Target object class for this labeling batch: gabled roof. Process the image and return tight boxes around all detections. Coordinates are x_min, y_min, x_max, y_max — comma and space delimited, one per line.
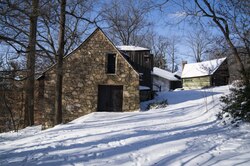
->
116, 45, 150, 51
181, 57, 227, 78
37, 28, 139, 79
152, 67, 180, 81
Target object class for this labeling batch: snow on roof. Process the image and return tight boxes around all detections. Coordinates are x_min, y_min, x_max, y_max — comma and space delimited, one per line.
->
181, 57, 227, 78
116, 45, 150, 51
174, 70, 182, 77
152, 67, 180, 81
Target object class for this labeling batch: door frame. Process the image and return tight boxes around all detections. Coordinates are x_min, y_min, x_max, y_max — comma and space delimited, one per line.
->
97, 85, 123, 112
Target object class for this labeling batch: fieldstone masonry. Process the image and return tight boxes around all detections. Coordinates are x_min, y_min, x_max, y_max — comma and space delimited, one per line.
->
38, 28, 140, 128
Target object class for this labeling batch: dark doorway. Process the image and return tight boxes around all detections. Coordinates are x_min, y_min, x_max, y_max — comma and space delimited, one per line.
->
97, 85, 123, 112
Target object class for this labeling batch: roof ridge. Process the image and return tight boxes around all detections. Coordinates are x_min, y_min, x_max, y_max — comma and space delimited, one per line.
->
181, 57, 227, 78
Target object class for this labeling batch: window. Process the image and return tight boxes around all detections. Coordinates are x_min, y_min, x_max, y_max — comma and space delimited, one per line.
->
144, 55, 150, 63
107, 53, 116, 74
144, 57, 150, 63
139, 73, 143, 81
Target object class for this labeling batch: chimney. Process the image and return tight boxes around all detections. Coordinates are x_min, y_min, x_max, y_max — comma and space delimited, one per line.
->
182, 61, 187, 71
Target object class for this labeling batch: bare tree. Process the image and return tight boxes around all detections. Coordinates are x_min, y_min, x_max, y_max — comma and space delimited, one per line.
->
0, 63, 16, 132
0, 0, 100, 129
146, 33, 180, 72
195, 0, 249, 83
0, 59, 25, 132
186, 29, 213, 62
36, 0, 98, 66
24, 0, 39, 126
0, 1, 29, 54
180, 0, 249, 84
227, 0, 250, 58
41, 0, 99, 125
101, 0, 154, 45
0, 0, 39, 127
151, 35, 169, 69
167, 36, 179, 73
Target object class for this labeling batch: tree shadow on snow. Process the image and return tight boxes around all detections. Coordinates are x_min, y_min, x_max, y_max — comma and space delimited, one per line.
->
141, 89, 222, 111
0, 120, 241, 166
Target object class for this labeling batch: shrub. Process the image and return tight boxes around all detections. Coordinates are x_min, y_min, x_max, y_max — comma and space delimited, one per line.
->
220, 81, 250, 125
146, 99, 168, 110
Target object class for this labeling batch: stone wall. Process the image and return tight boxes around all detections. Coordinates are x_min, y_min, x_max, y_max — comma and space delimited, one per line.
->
39, 28, 140, 128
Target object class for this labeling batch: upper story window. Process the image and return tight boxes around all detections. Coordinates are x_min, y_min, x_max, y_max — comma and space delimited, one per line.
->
144, 56, 150, 63
107, 53, 116, 74
139, 73, 143, 81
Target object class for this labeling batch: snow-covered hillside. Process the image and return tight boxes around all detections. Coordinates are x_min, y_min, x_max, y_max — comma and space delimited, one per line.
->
1, 86, 250, 166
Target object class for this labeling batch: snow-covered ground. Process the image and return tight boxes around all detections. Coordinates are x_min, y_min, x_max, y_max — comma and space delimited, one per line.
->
1, 86, 250, 166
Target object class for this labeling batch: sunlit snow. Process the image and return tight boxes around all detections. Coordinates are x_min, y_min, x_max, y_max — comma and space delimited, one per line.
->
1, 85, 250, 166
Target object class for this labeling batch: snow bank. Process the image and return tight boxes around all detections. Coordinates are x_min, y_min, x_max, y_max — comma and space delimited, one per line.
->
1, 85, 250, 166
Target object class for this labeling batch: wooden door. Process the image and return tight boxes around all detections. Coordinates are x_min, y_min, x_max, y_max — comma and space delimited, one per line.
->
97, 85, 123, 112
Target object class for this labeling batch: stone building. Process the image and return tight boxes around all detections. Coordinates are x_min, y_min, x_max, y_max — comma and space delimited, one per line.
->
37, 28, 140, 128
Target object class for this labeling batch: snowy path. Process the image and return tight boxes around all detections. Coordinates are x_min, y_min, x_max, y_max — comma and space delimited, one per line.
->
0, 86, 250, 166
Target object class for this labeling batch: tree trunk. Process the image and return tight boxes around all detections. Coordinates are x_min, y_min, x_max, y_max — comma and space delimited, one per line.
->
54, 0, 66, 125
171, 46, 175, 73
224, 34, 249, 84
24, 0, 39, 127
204, 0, 249, 84
194, 0, 249, 84
231, 47, 249, 84
3, 91, 16, 131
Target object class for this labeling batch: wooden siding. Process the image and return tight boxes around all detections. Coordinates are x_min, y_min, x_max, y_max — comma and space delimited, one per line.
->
183, 76, 211, 89
153, 75, 171, 91
182, 59, 229, 89
122, 50, 153, 89
153, 75, 182, 91
211, 60, 229, 86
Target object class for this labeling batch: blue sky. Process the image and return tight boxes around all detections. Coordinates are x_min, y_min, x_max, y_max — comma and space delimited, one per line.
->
146, 1, 222, 65
0, 0, 222, 69
147, 2, 194, 64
